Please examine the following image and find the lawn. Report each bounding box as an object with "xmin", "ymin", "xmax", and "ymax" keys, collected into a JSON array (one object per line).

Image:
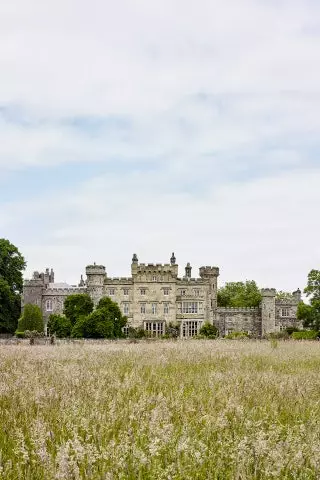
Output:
[{"xmin": 0, "ymin": 340, "xmax": 319, "ymax": 479}]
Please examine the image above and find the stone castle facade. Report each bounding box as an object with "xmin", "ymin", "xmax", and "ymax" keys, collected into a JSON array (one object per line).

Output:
[{"xmin": 22, "ymin": 253, "xmax": 302, "ymax": 337}]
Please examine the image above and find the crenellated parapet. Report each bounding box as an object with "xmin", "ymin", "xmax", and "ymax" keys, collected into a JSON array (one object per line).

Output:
[
  {"xmin": 43, "ymin": 287, "xmax": 87, "ymax": 296},
  {"xmin": 199, "ymin": 266, "xmax": 220, "ymax": 278},
  {"xmin": 216, "ymin": 307, "xmax": 260, "ymax": 313}
]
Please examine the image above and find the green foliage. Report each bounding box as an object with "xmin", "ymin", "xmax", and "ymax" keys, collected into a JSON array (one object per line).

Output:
[
  {"xmin": 276, "ymin": 291, "xmax": 293, "ymax": 301},
  {"xmin": 297, "ymin": 270, "xmax": 320, "ymax": 330},
  {"xmin": 304, "ymin": 270, "xmax": 320, "ymax": 301},
  {"xmin": 48, "ymin": 314, "xmax": 72, "ymax": 338},
  {"xmin": 292, "ymin": 330, "xmax": 319, "ymax": 340},
  {"xmin": 97, "ymin": 297, "xmax": 127, "ymax": 337},
  {"xmin": 217, "ymin": 281, "xmax": 262, "ymax": 308},
  {"xmin": 199, "ymin": 322, "xmax": 218, "ymax": 338},
  {"xmin": 71, "ymin": 309, "xmax": 115, "ymax": 338},
  {"xmin": 286, "ymin": 326, "xmax": 300, "ymax": 336},
  {"xmin": 0, "ymin": 239, "xmax": 26, "ymax": 333},
  {"xmin": 225, "ymin": 331, "xmax": 249, "ymax": 340},
  {"xmin": 17, "ymin": 304, "xmax": 43, "ymax": 333},
  {"xmin": 63, "ymin": 294, "xmax": 94, "ymax": 325},
  {"xmin": 15, "ymin": 331, "xmax": 25, "ymax": 338},
  {"xmin": 267, "ymin": 331, "xmax": 289, "ymax": 340},
  {"xmin": 127, "ymin": 327, "xmax": 146, "ymax": 339},
  {"xmin": 297, "ymin": 300, "xmax": 320, "ymax": 331}
]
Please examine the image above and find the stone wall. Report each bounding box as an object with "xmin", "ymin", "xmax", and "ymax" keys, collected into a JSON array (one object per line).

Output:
[{"xmin": 214, "ymin": 308, "xmax": 261, "ymax": 336}]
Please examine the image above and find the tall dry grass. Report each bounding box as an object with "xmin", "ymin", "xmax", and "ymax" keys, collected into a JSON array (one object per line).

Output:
[{"xmin": 0, "ymin": 340, "xmax": 320, "ymax": 479}]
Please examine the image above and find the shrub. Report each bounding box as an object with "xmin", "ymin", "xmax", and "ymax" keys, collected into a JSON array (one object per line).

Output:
[
  {"xmin": 128, "ymin": 327, "xmax": 146, "ymax": 339},
  {"xmin": 71, "ymin": 309, "xmax": 115, "ymax": 339},
  {"xmin": 15, "ymin": 331, "xmax": 25, "ymax": 338},
  {"xmin": 17, "ymin": 304, "xmax": 43, "ymax": 333},
  {"xmin": 292, "ymin": 330, "xmax": 319, "ymax": 340},
  {"xmin": 286, "ymin": 327, "xmax": 300, "ymax": 336},
  {"xmin": 267, "ymin": 331, "xmax": 289, "ymax": 340},
  {"xmin": 199, "ymin": 322, "xmax": 218, "ymax": 338},
  {"xmin": 48, "ymin": 314, "xmax": 72, "ymax": 338},
  {"xmin": 225, "ymin": 331, "xmax": 249, "ymax": 340}
]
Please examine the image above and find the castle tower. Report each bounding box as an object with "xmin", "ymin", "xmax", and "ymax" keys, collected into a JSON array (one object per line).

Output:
[
  {"xmin": 22, "ymin": 271, "xmax": 45, "ymax": 312},
  {"xmin": 86, "ymin": 263, "xmax": 106, "ymax": 306},
  {"xmin": 199, "ymin": 266, "xmax": 219, "ymax": 310},
  {"xmin": 261, "ymin": 288, "xmax": 276, "ymax": 335}
]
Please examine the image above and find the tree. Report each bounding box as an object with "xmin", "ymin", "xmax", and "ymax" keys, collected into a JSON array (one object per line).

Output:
[
  {"xmin": 17, "ymin": 304, "xmax": 43, "ymax": 333},
  {"xmin": 47, "ymin": 314, "xmax": 72, "ymax": 338},
  {"xmin": 63, "ymin": 294, "xmax": 94, "ymax": 325},
  {"xmin": 276, "ymin": 291, "xmax": 293, "ymax": 301},
  {"xmin": 0, "ymin": 239, "xmax": 26, "ymax": 333},
  {"xmin": 199, "ymin": 322, "xmax": 218, "ymax": 338},
  {"xmin": 71, "ymin": 309, "xmax": 115, "ymax": 338},
  {"xmin": 71, "ymin": 296, "xmax": 127, "ymax": 339},
  {"xmin": 217, "ymin": 281, "xmax": 262, "ymax": 308},
  {"xmin": 304, "ymin": 270, "xmax": 320, "ymax": 301},
  {"xmin": 96, "ymin": 297, "xmax": 127, "ymax": 337},
  {"xmin": 298, "ymin": 270, "xmax": 320, "ymax": 331}
]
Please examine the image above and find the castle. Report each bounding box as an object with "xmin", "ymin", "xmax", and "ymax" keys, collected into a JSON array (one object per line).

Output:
[{"xmin": 22, "ymin": 253, "xmax": 302, "ymax": 337}]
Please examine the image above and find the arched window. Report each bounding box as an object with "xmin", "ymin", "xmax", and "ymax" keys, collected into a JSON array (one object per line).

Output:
[{"xmin": 46, "ymin": 299, "xmax": 53, "ymax": 312}]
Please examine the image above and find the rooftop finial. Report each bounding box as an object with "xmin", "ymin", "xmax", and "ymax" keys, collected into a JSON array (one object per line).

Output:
[
  {"xmin": 132, "ymin": 253, "xmax": 138, "ymax": 264},
  {"xmin": 170, "ymin": 252, "xmax": 176, "ymax": 265}
]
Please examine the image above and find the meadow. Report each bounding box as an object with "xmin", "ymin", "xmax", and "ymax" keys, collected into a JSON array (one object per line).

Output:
[{"xmin": 0, "ymin": 340, "xmax": 320, "ymax": 480}]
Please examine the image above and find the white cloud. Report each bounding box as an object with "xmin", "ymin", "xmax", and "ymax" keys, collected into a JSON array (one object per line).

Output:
[{"xmin": 0, "ymin": 0, "xmax": 319, "ymax": 290}]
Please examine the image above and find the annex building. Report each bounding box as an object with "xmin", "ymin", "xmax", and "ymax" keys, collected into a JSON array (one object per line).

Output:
[{"xmin": 22, "ymin": 253, "xmax": 302, "ymax": 337}]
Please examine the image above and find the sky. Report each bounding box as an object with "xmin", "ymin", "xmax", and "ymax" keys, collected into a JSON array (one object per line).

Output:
[{"xmin": 0, "ymin": 0, "xmax": 320, "ymax": 291}]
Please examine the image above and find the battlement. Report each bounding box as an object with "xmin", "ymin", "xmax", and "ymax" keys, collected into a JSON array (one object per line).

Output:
[
  {"xmin": 105, "ymin": 277, "xmax": 133, "ymax": 284},
  {"xmin": 261, "ymin": 288, "xmax": 277, "ymax": 297},
  {"xmin": 86, "ymin": 265, "xmax": 106, "ymax": 275},
  {"xmin": 199, "ymin": 266, "xmax": 220, "ymax": 278},
  {"xmin": 44, "ymin": 287, "xmax": 87, "ymax": 296},
  {"xmin": 23, "ymin": 279, "xmax": 44, "ymax": 287},
  {"xmin": 216, "ymin": 307, "xmax": 260, "ymax": 313},
  {"xmin": 177, "ymin": 278, "xmax": 207, "ymax": 283}
]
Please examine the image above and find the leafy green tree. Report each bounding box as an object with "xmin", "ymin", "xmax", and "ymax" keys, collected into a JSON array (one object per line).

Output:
[
  {"xmin": 71, "ymin": 309, "xmax": 114, "ymax": 338},
  {"xmin": 199, "ymin": 322, "xmax": 218, "ymax": 338},
  {"xmin": 0, "ymin": 239, "xmax": 26, "ymax": 333},
  {"xmin": 47, "ymin": 314, "xmax": 72, "ymax": 338},
  {"xmin": 304, "ymin": 270, "xmax": 320, "ymax": 301},
  {"xmin": 217, "ymin": 281, "xmax": 262, "ymax": 308},
  {"xmin": 96, "ymin": 296, "xmax": 127, "ymax": 337},
  {"xmin": 63, "ymin": 294, "xmax": 94, "ymax": 325},
  {"xmin": 297, "ymin": 300, "xmax": 320, "ymax": 331},
  {"xmin": 17, "ymin": 304, "xmax": 43, "ymax": 333},
  {"xmin": 297, "ymin": 270, "xmax": 320, "ymax": 330}
]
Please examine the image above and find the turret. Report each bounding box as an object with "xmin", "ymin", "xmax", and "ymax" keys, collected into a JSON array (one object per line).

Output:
[
  {"xmin": 185, "ymin": 262, "xmax": 192, "ymax": 279},
  {"xmin": 199, "ymin": 266, "xmax": 219, "ymax": 309},
  {"xmin": 292, "ymin": 289, "xmax": 302, "ymax": 303},
  {"xmin": 261, "ymin": 288, "xmax": 276, "ymax": 335},
  {"xmin": 86, "ymin": 263, "xmax": 106, "ymax": 305}
]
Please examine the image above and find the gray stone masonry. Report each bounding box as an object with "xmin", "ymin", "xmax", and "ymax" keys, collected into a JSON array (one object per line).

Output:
[{"xmin": 22, "ymin": 254, "xmax": 302, "ymax": 337}]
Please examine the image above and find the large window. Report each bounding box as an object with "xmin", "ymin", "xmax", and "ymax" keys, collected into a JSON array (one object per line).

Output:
[
  {"xmin": 144, "ymin": 322, "xmax": 164, "ymax": 336},
  {"xmin": 46, "ymin": 299, "xmax": 53, "ymax": 312},
  {"xmin": 152, "ymin": 303, "xmax": 157, "ymax": 315},
  {"xmin": 281, "ymin": 308, "xmax": 290, "ymax": 317},
  {"xmin": 164, "ymin": 303, "xmax": 169, "ymax": 314},
  {"xmin": 182, "ymin": 302, "xmax": 198, "ymax": 313},
  {"xmin": 182, "ymin": 321, "xmax": 202, "ymax": 338},
  {"xmin": 140, "ymin": 303, "xmax": 146, "ymax": 314}
]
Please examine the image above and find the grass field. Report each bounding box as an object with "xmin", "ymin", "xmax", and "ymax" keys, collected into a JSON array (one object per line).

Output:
[{"xmin": 0, "ymin": 340, "xmax": 320, "ymax": 479}]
